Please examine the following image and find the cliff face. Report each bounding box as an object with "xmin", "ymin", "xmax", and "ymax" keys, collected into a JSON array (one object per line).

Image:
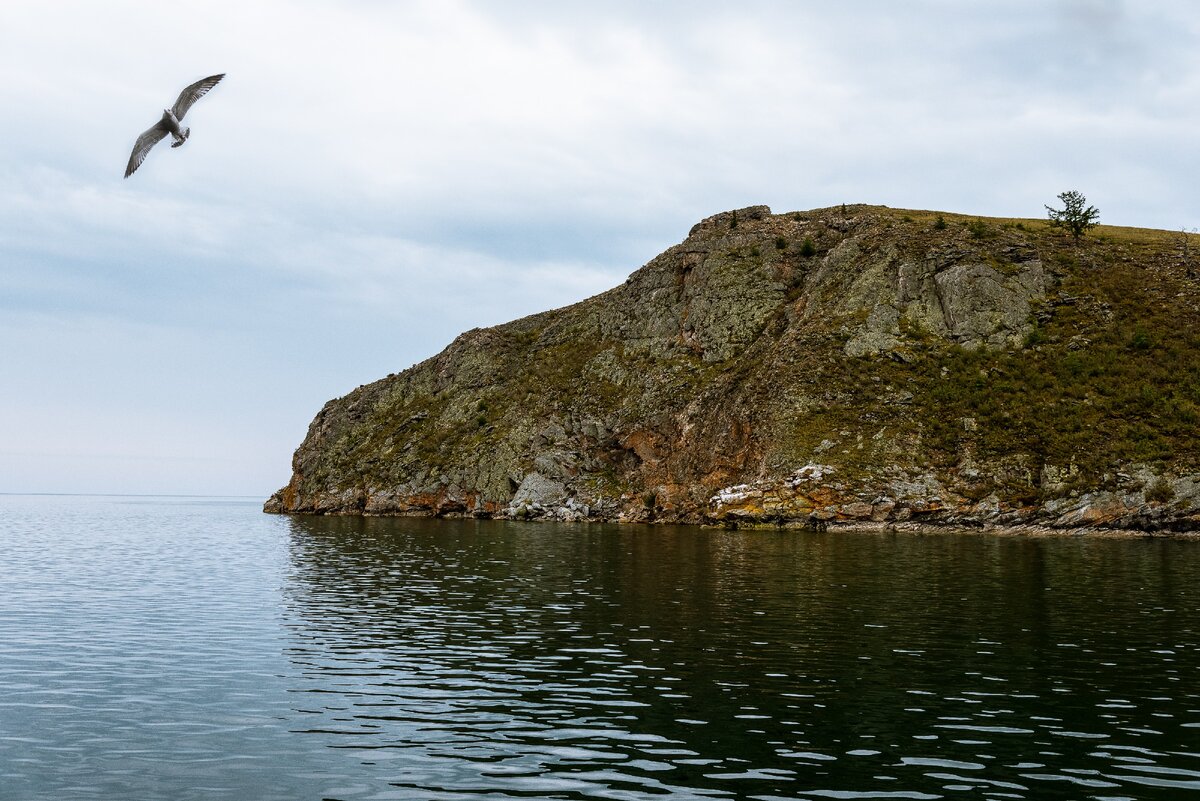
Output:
[{"xmin": 266, "ymin": 205, "xmax": 1200, "ymax": 533}]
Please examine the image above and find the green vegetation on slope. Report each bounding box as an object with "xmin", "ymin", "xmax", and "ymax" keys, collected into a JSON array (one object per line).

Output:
[{"xmin": 270, "ymin": 204, "xmax": 1200, "ymax": 526}]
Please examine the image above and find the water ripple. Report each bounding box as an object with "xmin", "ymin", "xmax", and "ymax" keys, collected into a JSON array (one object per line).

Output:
[{"xmin": 2, "ymin": 497, "xmax": 1199, "ymax": 799}]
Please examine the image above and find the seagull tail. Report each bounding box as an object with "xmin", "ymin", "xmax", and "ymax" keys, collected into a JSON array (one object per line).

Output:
[{"xmin": 171, "ymin": 128, "xmax": 190, "ymax": 149}]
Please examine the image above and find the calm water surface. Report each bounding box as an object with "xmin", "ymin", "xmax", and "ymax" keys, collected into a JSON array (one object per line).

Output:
[{"xmin": 0, "ymin": 495, "xmax": 1197, "ymax": 800}]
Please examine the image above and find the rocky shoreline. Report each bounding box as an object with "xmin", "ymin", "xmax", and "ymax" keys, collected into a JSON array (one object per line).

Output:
[{"xmin": 265, "ymin": 459, "xmax": 1200, "ymax": 535}]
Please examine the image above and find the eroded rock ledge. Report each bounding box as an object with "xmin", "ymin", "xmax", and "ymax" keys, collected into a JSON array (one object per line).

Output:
[{"xmin": 266, "ymin": 205, "xmax": 1200, "ymax": 534}]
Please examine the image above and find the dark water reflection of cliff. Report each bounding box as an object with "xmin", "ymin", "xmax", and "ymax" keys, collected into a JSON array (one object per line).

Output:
[{"xmin": 282, "ymin": 516, "xmax": 1200, "ymax": 799}]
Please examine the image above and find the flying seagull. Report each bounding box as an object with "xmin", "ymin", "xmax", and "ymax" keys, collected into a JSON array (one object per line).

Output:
[{"xmin": 124, "ymin": 73, "xmax": 225, "ymax": 178}]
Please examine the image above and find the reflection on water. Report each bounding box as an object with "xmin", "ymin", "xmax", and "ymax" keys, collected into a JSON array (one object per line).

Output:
[
  {"xmin": 283, "ymin": 515, "xmax": 1200, "ymax": 800},
  {"xmin": 0, "ymin": 495, "xmax": 1197, "ymax": 800}
]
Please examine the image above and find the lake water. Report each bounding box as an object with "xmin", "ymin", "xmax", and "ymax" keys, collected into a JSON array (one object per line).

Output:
[{"xmin": 1, "ymin": 495, "xmax": 1198, "ymax": 800}]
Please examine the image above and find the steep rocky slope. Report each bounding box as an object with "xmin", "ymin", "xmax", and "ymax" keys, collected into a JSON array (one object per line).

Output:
[{"xmin": 266, "ymin": 205, "xmax": 1200, "ymax": 532}]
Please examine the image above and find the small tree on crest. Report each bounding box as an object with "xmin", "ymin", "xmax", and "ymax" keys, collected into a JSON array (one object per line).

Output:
[{"xmin": 1045, "ymin": 190, "xmax": 1099, "ymax": 243}]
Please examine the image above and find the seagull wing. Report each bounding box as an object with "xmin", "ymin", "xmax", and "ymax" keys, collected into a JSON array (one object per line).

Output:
[
  {"xmin": 171, "ymin": 73, "xmax": 224, "ymax": 120},
  {"xmin": 125, "ymin": 121, "xmax": 169, "ymax": 178}
]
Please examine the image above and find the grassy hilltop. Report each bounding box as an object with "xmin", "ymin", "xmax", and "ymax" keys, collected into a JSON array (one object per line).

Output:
[{"xmin": 268, "ymin": 204, "xmax": 1200, "ymax": 533}]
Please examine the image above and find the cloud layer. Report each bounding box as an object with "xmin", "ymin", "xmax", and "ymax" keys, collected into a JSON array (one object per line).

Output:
[{"xmin": 2, "ymin": 0, "xmax": 1198, "ymax": 493}]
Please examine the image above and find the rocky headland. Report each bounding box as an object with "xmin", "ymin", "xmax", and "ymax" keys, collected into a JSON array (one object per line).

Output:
[{"xmin": 266, "ymin": 205, "xmax": 1200, "ymax": 534}]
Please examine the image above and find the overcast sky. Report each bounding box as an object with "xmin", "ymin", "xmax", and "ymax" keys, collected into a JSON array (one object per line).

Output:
[{"xmin": 2, "ymin": 0, "xmax": 1197, "ymax": 496}]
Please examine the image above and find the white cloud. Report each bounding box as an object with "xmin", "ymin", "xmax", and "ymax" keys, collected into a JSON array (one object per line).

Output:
[{"xmin": 2, "ymin": 0, "xmax": 1199, "ymax": 493}]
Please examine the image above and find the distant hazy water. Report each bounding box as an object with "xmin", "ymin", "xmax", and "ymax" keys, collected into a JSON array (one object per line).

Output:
[{"xmin": 1, "ymin": 496, "xmax": 1198, "ymax": 801}]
